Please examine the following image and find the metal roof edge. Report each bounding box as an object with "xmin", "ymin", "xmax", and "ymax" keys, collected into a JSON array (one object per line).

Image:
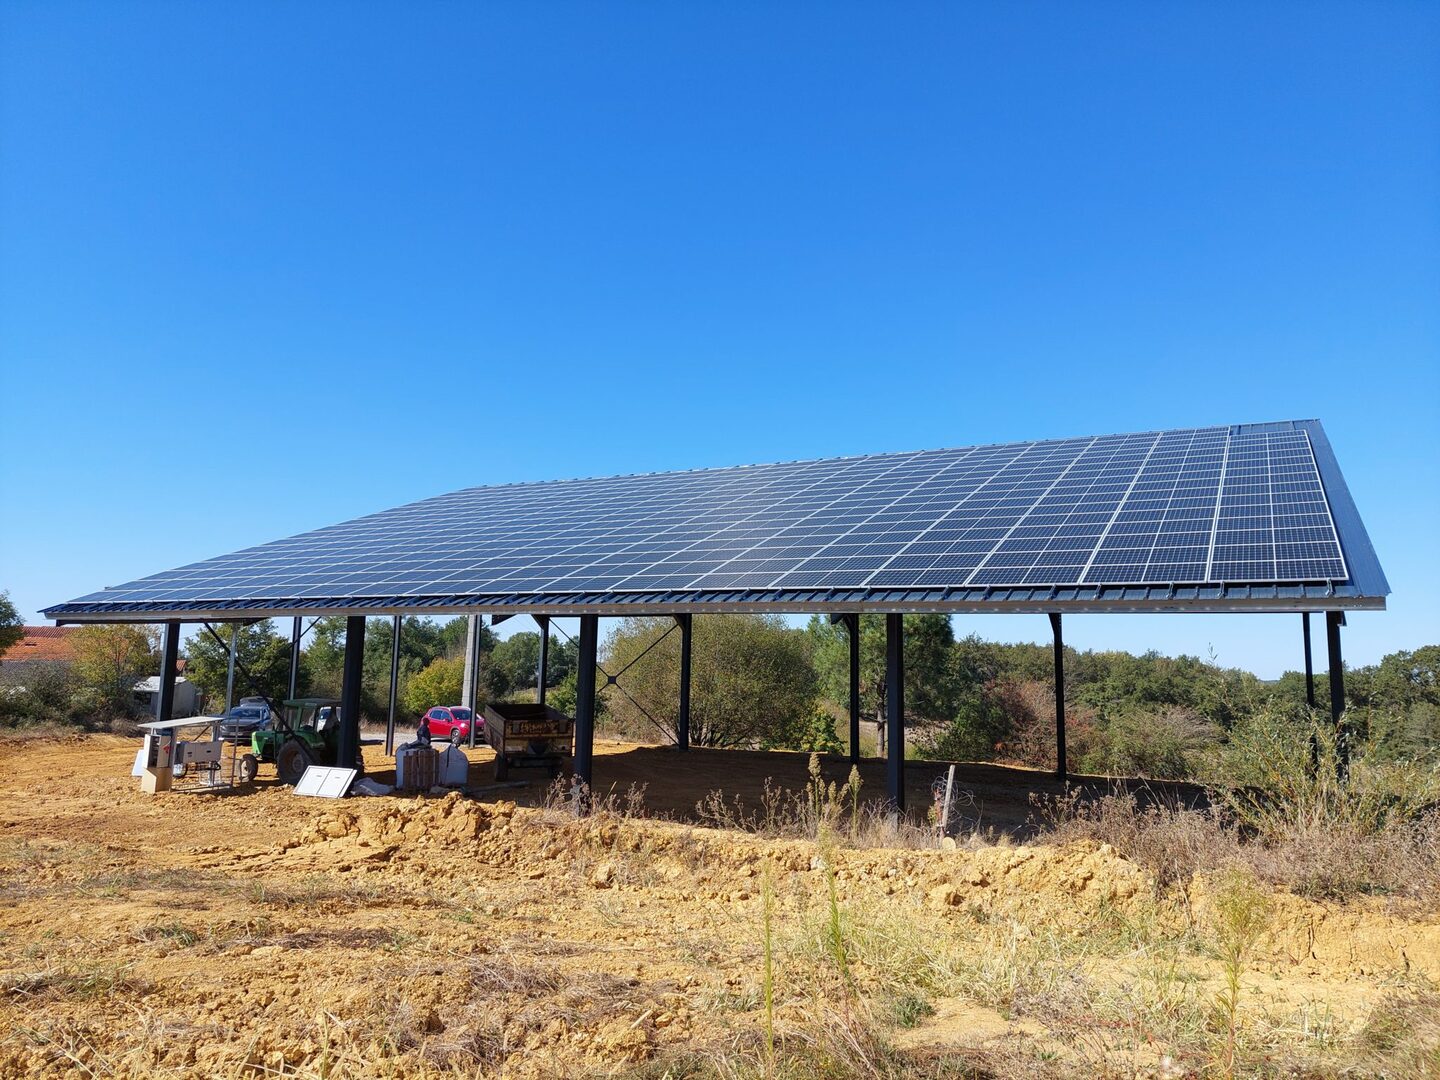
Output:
[
  {"xmin": 1300, "ymin": 420, "xmax": 1390, "ymax": 597},
  {"xmin": 43, "ymin": 586, "xmax": 1386, "ymax": 623}
]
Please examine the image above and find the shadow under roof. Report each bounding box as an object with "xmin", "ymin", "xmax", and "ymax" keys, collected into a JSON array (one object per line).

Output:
[{"xmin": 45, "ymin": 419, "xmax": 1388, "ymax": 622}]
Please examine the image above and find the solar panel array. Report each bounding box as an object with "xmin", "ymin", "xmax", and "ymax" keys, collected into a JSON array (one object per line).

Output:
[{"xmin": 65, "ymin": 423, "xmax": 1349, "ymax": 608}]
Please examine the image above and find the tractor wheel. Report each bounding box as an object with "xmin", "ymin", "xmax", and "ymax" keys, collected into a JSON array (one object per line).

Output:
[
  {"xmin": 238, "ymin": 754, "xmax": 259, "ymax": 784},
  {"xmin": 276, "ymin": 739, "xmax": 309, "ymax": 785}
]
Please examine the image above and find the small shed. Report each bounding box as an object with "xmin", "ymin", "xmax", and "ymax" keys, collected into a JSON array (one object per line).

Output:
[{"xmin": 134, "ymin": 675, "xmax": 200, "ymax": 719}]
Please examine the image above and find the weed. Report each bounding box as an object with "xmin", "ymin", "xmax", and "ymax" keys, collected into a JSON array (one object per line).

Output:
[
  {"xmin": 886, "ymin": 993, "xmax": 934, "ymax": 1028},
  {"xmin": 1207, "ymin": 868, "xmax": 1271, "ymax": 1079},
  {"xmin": 761, "ymin": 858, "xmax": 777, "ymax": 1076}
]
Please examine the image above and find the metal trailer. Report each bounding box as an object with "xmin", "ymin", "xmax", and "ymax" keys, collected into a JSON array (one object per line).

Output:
[{"xmin": 482, "ymin": 702, "xmax": 574, "ymax": 780}]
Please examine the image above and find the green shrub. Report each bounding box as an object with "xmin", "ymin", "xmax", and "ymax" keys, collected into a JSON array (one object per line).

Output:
[{"xmin": 1079, "ymin": 706, "xmax": 1219, "ymax": 779}]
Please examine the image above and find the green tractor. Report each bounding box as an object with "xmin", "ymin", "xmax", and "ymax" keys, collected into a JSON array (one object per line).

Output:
[{"xmin": 240, "ymin": 697, "xmax": 360, "ymax": 784}]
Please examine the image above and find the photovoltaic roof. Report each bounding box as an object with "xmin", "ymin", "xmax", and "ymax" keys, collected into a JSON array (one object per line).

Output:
[{"xmin": 45, "ymin": 419, "xmax": 1387, "ymax": 621}]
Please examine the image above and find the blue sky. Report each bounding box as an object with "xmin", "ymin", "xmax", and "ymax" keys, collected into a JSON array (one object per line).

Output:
[{"xmin": 2, "ymin": 2, "xmax": 1436, "ymax": 677}]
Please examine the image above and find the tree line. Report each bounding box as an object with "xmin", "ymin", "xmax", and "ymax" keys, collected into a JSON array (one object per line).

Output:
[{"xmin": 3, "ymin": 588, "xmax": 1435, "ymax": 784}]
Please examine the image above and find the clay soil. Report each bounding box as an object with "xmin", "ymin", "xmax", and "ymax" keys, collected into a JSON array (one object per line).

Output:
[{"xmin": 1, "ymin": 734, "xmax": 1437, "ymax": 1078}]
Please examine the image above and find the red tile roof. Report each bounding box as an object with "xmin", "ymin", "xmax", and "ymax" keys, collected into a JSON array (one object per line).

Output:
[{"xmin": 1, "ymin": 626, "xmax": 79, "ymax": 663}]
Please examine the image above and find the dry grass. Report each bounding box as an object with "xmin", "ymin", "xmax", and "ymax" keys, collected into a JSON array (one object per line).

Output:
[
  {"xmin": 693, "ymin": 756, "xmax": 952, "ymax": 851},
  {"xmin": 1033, "ymin": 775, "xmax": 1440, "ymax": 909}
]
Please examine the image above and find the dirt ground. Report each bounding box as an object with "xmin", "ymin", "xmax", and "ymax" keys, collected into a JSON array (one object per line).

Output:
[{"xmin": 1, "ymin": 734, "xmax": 1437, "ymax": 1078}]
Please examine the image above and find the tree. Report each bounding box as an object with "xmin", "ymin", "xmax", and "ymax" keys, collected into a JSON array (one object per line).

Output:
[
  {"xmin": 300, "ymin": 615, "xmax": 492, "ymax": 722},
  {"xmin": 545, "ymin": 634, "xmax": 578, "ymax": 687},
  {"xmin": 403, "ymin": 657, "xmax": 465, "ymax": 716},
  {"xmin": 602, "ymin": 615, "xmax": 817, "ymax": 748},
  {"xmin": 806, "ymin": 614, "xmax": 960, "ymax": 737},
  {"xmin": 0, "ymin": 591, "xmax": 22, "ymax": 654},
  {"xmin": 185, "ymin": 622, "xmax": 294, "ymax": 709},
  {"xmin": 72, "ymin": 624, "xmax": 159, "ymax": 716},
  {"xmin": 490, "ymin": 632, "xmax": 542, "ymax": 696}
]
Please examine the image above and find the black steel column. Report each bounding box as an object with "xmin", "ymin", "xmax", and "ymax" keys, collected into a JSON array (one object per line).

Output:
[
  {"xmin": 885, "ymin": 613, "xmax": 904, "ymax": 811},
  {"xmin": 157, "ymin": 621, "xmax": 180, "ymax": 722},
  {"xmin": 1302, "ymin": 613, "xmax": 1316, "ymax": 708},
  {"xmin": 676, "ymin": 614, "xmax": 692, "ymax": 751},
  {"xmin": 339, "ymin": 615, "xmax": 365, "ymax": 773},
  {"xmin": 1049, "ymin": 612, "xmax": 1066, "ymax": 778},
  {"xmin": 846, "ymin": 615, "xmax": 861, "ymax": 766},
  {"xmin": 467, "ymin": 615, "xmax": 483, "ymax": 749},
  {"xmin": 288, "ymin": 616, "xmax": 302, "ymax": 700},
  {"xmin": 1326, "ymin": 611, "xmax": 1347, "ymax": 774},
  {"xmin": 535, "ymin": 615, "xmax": 550, "ymax": 706},
  {"xmin": 574, "ymin": 614, "xmax": 599, "ymax": 796},
  {"xmin": 386, "ymin": 615, "xmax": 401, "ymax": 755}
]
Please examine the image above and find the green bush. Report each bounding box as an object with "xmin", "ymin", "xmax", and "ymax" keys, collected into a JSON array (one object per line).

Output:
[
  {"xmin": 761, "ymin": 708, "xmax": 842, "ymax": 754},
  {"xmin": 1079, "ymin": 706, "xmax": 1219, "ymax": 779}
]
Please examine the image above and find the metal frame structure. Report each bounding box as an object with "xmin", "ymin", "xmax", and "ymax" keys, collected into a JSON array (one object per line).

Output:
[{"xmin": 45, "ymin": 419, "xmax": 1388, "ymax": 810}]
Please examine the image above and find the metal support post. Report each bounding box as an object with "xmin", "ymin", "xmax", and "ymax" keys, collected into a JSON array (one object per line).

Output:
[
  {"xmin": 158, "ymin": 621, "xmax": 180, "ymax": 723},
  {"xmin": 338, "ymin": 616, "xmax": 365, "ymax": 774},
  {"xmin": 386, "ymin": 615, "xmax": 401, "ymax": 756},
  {"xmin": 885, "ymin": 613, "xmax": 904, "ymax": 812},
  {"xmin": 676, "ymin": 614, "xmax": 692, "ymax": 751},
  {"xmin": 1049, "ymin": 612, "xmax": 1066, "ymax": 778},
  {"xmin": 1302, "ymin": 613, "xmax": 1316, "ymax": 708},
  {"xmin": 224, "ymin": 624, "xmax": 238, "ymax": 715},
  {"xmin": 535, "ymin": 615, "xmax": 550, "ymax": 705},
  {"xmin": 288, "ymin": 616, "xmax": 302, "ymax": 700},
  {"xmin": 461, "ymin": 614, "xmax": 477, "ymax": 707},
  {"xmin": 847, "ymin": 614, "xmax": 861, "ymax": 766},
  {"xmin": 467, "ymin": 615, "xmax": 483, "ymax": 749},
  {"xmin": 1326, "ymin": 611, "xmax": 1347, "ymax": 776},
  {"xmin": 573, "ymin": 614, "xmax": 599, "ymax": 803}
]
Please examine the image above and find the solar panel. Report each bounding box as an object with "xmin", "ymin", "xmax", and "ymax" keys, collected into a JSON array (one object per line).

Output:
[{"xmin": 49, "ymin": 420, "xmax": 1377, "ymax": 617}]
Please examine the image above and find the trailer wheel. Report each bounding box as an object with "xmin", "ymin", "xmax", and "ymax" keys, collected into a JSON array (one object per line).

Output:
[
  {"xmin": 238, "ymin": 754, "xmax": 259, "ymax": 783},
  {"xmin": 494, "ymin": 756, "xmax": 508, "ymax": 781},
  {"xmin": 276, "ymin": 739, "xmax": 309, "ymax": 785}
]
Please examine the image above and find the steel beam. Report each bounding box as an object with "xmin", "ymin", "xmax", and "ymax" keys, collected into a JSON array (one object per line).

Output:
[
  {"xmin": 467, "ymin": 615, "xmax": 483, "ymax": 749},
  {"xmin": 676, "ymin": 614, "xmax": 692, "ymax": 751},
  {"xmin": 1302, "ymin": 613, "xmax": 1315, "ymax": 708},
  {"xmin": 157, "ymin": 621, "xmax": 180, "ymax": 722},
  {"xmin": 845, "ymin": 614, "xmax": 860, "ymax": 765},
  {"xmin": 1049, "ymin": 612, "xmax": 1066, "ymax": 778},
  {"xmin": 288, "ymin": 616, "xmax": 302, "ymax": 700},
  {"xmin": 338, "ymin": 615, "xmax": 365, "ymax": 774},
  {"xmin": 885, "ymin": 613, "xmax": 904, "ymax": 811},
  {"xmin": 574, "ymin": 614, "xmax": 599, "ymax": 798},
  {"xmin": 224, "ymin": 624, "xmax": 238, "ymax": 715},
  {"xmin": 386, "ymin": 614, "xmax": 401, "ymax": 756},
  {"xmin": 50, "ymin": 591, "xmax": 1389, "ymax": 625},
  {"xmin": 461, "ymin": 614, "xmax": 479, "ymax": 712},
  {"xmin": 1326, "ymin": 611, "xmax": 1347, "ymax": 775},
  {"xmin": 535, "ymin": 615, "xmax": 550, "ymax": 705}
]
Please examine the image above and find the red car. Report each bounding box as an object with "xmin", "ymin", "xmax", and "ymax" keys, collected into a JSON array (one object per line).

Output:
[{"xmin": 422, "ymin": 705, "xmax": 479, "ymax": 745}]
